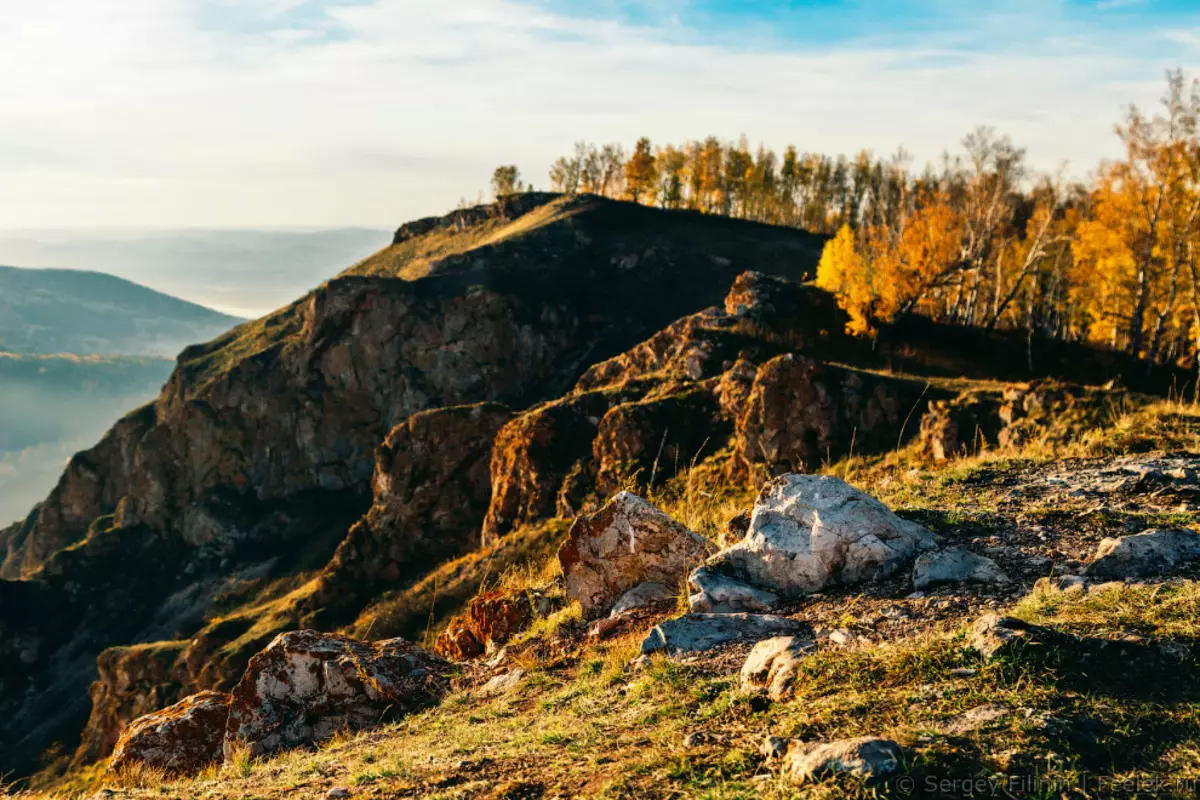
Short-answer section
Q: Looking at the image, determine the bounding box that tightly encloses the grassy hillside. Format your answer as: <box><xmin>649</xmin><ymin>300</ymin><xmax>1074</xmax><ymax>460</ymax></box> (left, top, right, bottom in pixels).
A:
<box><xmin>38</xmin><ymin>400</ymin><xmax>1200</xmax><ymax>800</ymax></box>
<box><xmin>0</xmin><ymin>266</ymin><xmax>242</xmax><ymax>357</ymax></box>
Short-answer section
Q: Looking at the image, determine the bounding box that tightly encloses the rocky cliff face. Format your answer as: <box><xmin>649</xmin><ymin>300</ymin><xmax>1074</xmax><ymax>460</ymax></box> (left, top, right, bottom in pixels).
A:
<box><xmin>0</xmin><ymin>194</ymin><xmax>826</xmax><ymax>778</ymax></box>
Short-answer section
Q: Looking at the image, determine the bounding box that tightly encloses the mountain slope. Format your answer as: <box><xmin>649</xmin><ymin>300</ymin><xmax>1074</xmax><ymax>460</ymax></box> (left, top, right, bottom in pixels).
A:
<box><xmin>0</xmin><ymin>265</ymin><xmax>243</xmax><ymax>357</ymax></box>
<box><xmin>0</xmin><ymin>194</ymin><xmax>827</xmax><ymax>778</ymax></box>
<box><xmin>9</xmin><ymin>192</ymin><xmax>1190</xmax><ymax>791</ymax></box>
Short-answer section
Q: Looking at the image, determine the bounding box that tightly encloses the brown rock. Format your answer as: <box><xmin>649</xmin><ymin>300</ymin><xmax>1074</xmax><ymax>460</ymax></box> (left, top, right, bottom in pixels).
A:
<box><xmin>434</xmin><ymin>589</ymin><xmax>555</xmax><ymax>661</ymax></box>
<box><xmin>482</xmin><ymin>394</ymin><xmax>612</xmax><ymax>544</ymax></box>
<box><xmin>109</xmin><ymin>690</ymin><xmax>230</xmax><ymax>776</ymax></box>
<box><xmin>224</xmin><ymin>630</ymin><xmax>451</xmax><ymax>758</ymax></box>
<box><xmin>559</xmin><ymin>493</ymin><xmax>711</xmax><ymax>619</ymax></box>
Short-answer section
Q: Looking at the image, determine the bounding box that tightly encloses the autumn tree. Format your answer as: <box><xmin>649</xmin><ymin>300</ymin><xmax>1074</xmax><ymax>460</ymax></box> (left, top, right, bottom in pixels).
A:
<box><xmin>549</xmin><ymin>153</ymin><xmax>582</xmax><ymax>194</ymax></box>
<box><xmin>1074</xmin><ymin>70</ymin><xmax>1200</xmax><ymax>359</ymax></box>
<box><xmin>529</xmin><ymin>72</ymin><xmax>1200</xmax><ymax>367</ymax></box>
<box><xmin>491</xmin><ymin>165</ymin><xmax>523</xmax><ymax>198</ymax></box>
<box><xmin>624</xmin><ymin>137</ymin><xmax>658</xmax><ymax>204</ymax></box>
<box><xmin>656</xmin><ymin>144</ymin><xmax>687</xmax><ymax>209</ymax></box>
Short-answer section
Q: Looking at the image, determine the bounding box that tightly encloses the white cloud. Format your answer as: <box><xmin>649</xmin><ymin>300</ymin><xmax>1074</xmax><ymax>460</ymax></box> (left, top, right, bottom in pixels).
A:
<box><xmin>1</xmin><ymin>0</ymin><xmax>1199</xmax><ymax>228</ymax></box>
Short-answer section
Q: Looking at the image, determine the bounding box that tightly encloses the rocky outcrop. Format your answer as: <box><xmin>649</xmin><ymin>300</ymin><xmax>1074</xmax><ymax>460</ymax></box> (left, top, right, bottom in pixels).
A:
<box><xmin>224</xmin><ymin>630</ymin><xmax>450</xmax><ymax>758</ymax></box>
<box><xmin>691</xmin><ymin>475</ymin><xmax>937</xmax><ymax>602</ymax></box>
<box><xmin>1084</xmin><ymin>528</ymin><xmax>1200</xmax><ymax>580</ymax></box>
<box><xmin>917</xmin><ymin>392</ymin><xmax>1000</xmax><ymax>462</ymax></box>
<box><xmin>733</xmin><ymin>355</ymin><xmax>918</xmax><ymax>476</ymax></box>
<box><xmin>1</xmin><ymin>403</ymin><xmax>157</xmax><ymax>580</ymax></box>
<box><xmin>574</xmin><ymin>271</ymin><xmax>851</xmax><ymax>392</ymax></box>
<box><xmin>592</xmin><ymin>388</ymin><xmax>726</xmax><ymax>495</ymax></box>
<box><xmin>482</xmin><ymin>390</ymin><xmax>633</xmax><ymax>543</ymax></box>
<box><xmin>392</xmin><ymin>193</ymin><xmax>560</xmax><ymax>245</ymax></box>
<box><xmin>309</xmin><ymin>403</ymin><xmax>513</xmax><ymax>622</ymax></box>
<box><xmin>73</xmin><ymin>641</ymin><xmax>190</xmax><ymax>766</ymax></box>
<box><xmin>917</xmin><ymin>380</ymin><xmax>1126</xmax><ymax>461</ymax></box>
<box><xmin>559</xmin><ymin>493</ymin><xmax>711</xmax><ymax>620</ymax></box>
<box><xmin>109</xmin><ymin>691</ymin><xmax>230</xmax><ymax>776</ymax></box>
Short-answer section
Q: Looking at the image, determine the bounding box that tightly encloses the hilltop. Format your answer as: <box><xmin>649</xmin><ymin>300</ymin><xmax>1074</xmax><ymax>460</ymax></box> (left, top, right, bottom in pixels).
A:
<box><xmin>3</xmin><ymin>194</ymin><xmax>1198</xmax><ymax>799</ymax></box>
<box><xmin>0</xmin><ymin>265</ymin><xmax>242</xmax><ymax>357</ymax></box>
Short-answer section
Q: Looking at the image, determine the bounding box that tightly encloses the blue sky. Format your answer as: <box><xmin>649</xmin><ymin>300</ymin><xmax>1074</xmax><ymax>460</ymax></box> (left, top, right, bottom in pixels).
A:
<box><xmin>1</xmin><ymin>0</ymin><xmax>1199</xmax><ymax>229</ymax></box>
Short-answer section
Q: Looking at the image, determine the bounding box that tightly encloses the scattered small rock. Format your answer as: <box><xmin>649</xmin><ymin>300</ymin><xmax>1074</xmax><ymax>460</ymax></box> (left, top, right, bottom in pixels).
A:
<box><xmin>640</xmin><ymin>613</ymin><xmax>806</xmax><ymax>655</ymax></box>
<box><xmin>783</xmin><ymin>736</ymin><xmax>904</xmax><ymax>784</ymax></box>
<box><xmin>938</xmin><ymin>705</ymin><xmax>1010</xmax><ymax>735</ymax></box>
<box><xmin>760</xmin><ymin>735</ymin><xmax>789</xmax><ymax>762</ymax></box>
<box><xmin>682</xmin><ymin>730</ymin><xmax>721</xmax><ymax>748</ymax></box>
<box><xmin>967</xmin><ymin>614</ymin><xmax>1062</xmax><ymax>661</ymax></box>
<box><xmin>687</xmin><ymin>566</ymin><xmax>779</xmax><ymax>613</ymax></box>
<box><xmin>1085</xmin><ymin>528</ymin><xmax>1200</xmax><ymax>580</ymax></box>
<box><xmin>912</xmin><ymin>548</ymin><xmax>1008</xmax><ymax>590</ymax></box>
<box><xmin>627</xmin><ymin>654</ymin><xmax>652</xmax><ymax>671</ymax></box>
<box><xmin>828</xmin><ymin>628</ymin><xmax>853</xmax><ymax>646</ymax></box>
<box><xmin>739</xmin><ymin>636</ymin><xmax>817</xmax><ymax>700</ymax></box>
<box><xmin>480</xmin><ymin>668</ymin><xmax>526</xmax><ymax>696</ymax></box>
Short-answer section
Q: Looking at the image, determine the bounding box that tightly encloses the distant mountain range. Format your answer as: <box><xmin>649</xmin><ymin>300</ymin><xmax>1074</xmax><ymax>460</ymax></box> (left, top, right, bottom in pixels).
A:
<box><xmin>0</xmin><ymin>228</ymin><xmax>390</xmax><ymax>318</ymax></box>
<box><xmin>0</xmin><ymin>265</ymin><xmax>244</xmax><ymax>357</ymax></box>
<box><xmin>0</xmin><ymin>264</ymin><xmax>250</xmax><ymax>527</ymax></box>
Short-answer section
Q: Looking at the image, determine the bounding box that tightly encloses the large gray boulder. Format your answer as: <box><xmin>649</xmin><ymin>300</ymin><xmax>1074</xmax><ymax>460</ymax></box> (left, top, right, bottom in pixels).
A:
<box><xmin>640</xmin><ymin>613</ymin><xmax>805</xmax><ymax>655</ymax></box>
<box><xmin>691</xmin><ymin>474</ymin><xmax>936</xmax><ymax>603</ymax></box>
<box><xmin>1085</xmin><ymin>528</ymin><xmax>1200</xmax><ymax>580</ymax></box>
<box><xmin>559</xmin><ymin>492</ymin><xmax>711</xmax><ymax>619</ymax></box>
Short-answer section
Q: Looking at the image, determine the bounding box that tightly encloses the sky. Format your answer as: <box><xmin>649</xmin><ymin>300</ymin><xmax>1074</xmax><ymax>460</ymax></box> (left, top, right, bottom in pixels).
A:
<box><xmin>3</xmin><ymin>0</ymin><xmax>1200</xmax><ymax>230</ymax></box>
